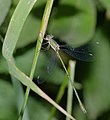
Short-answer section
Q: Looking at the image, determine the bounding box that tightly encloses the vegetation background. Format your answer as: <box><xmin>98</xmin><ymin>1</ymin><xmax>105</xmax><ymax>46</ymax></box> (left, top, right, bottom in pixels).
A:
<box><xmin>0</xmin><ymin>0</ymin><xmax>110</xmax><ymax>120</ymax></box>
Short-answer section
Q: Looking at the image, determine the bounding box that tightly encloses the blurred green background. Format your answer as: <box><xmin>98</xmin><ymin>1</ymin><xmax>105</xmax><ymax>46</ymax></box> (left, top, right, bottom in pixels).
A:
<box><xmin>0</xmin><ymin>0</ymin><xmax>110</xmax><ymax>120</ymax></box>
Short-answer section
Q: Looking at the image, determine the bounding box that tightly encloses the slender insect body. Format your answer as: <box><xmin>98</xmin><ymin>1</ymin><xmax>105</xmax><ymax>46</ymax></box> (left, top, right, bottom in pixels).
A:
<box><xmin>44</xmin><ymin>35</ymin><xmax>87</xmax><ymax>113</ymax></box>
<box><xmin>44</xmin><ymin>35</ymin><xmax>95</xmax><ymax>63</ymax></box>
<box><xmin>50</xmin><ymin>39</ymin><xmax>60</xmax><ymax>51</ymax></box>
<box><xmin>45</xmin><ymin>34</ymin><xmax>60</xmax><ymax>51</ymax></box>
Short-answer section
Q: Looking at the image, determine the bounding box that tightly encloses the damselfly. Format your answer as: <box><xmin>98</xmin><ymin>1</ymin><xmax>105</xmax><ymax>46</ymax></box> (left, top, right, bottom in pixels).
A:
<box><xmin>42</xmin><ymin>34</ymin><xmax>94</xmax><ymax>113</ymax></box>
<box><xmin>44</xmin><ymin>35</ymin><xmax>95</xmax><ymax>62</ymax></box>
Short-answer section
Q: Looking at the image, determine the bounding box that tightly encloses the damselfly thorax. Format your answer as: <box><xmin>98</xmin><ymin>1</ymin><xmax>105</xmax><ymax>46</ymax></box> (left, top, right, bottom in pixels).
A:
<box><xmin>44</xmin><ymin>35</ymin><xmax>60</xmax><ymax>52</ymax></box>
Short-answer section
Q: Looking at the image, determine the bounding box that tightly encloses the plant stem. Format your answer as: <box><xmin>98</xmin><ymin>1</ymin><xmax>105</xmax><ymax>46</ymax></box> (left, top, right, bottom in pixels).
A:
<box><xmin>66</xmin><ymin>60</ymin><xmax>76</xmax><ymax>120</ymax></box>
<box><xmin>56</xmin><ymin>51</ymin><xmax>87</xmax><ymax>114</ymax></box>
<box><xmin>19</xmin><ymin>0</ymin><xmax>54</xmax><ymax>119</ymax></box>
<box><xmin>48</xmin><ymin>67</ymin><xmax>69</xmax><ymax>120</ymax></box>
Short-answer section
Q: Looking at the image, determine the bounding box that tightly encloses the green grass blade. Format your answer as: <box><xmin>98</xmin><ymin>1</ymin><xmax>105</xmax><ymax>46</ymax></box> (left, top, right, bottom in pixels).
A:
<box><xmin>2</xmin><ymin>0</ymin><xmax>37</xmax><ymax>60</ymax></box>
<box><xmin>7</xmin><ymin>58</ymin><xmax>76</xmax><ymax>120</ymax></box>
<box><xmin>19</xmin><ymin>0</ymin><xmax>55</xmax><ymax>119</ymax></box>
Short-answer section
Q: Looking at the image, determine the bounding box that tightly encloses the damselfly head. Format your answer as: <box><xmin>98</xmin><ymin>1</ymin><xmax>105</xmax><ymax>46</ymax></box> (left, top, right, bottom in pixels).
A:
<box><xmin>45</xmin><ymin>34</ymin><xmax>54</xmax><ymax>41</ymax></box>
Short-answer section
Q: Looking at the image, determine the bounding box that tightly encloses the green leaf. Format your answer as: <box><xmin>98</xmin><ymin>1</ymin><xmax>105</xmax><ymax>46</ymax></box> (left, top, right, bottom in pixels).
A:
<box><xmin>13</xmin><ymin>0</ymin><xmax>46</xmax><ymax>8</ymax></box>
<box><xmin>83</xmin><ymin>28</ymin><xmax>110</xmax><ymax>119</ymax></box>
<box><xmin>33</xmin><ymin>0</ymin><xmax>46</xmax><ymax>8</ymax></box>
<box><xmin>99</xmin><ymin>0</ymin><xmax>110</xmax><ymax>10</ymax></box>
<box><xmin>0</xmin><ymin>80</ymin><xmax>17</xmax><ymax>120</ymax></box>
<box><xmin>15</xmin><ymin>48</ymin><xmax>35</xmax><ymax>75</ymax></box>
<box><xmin>11</xmin><ymin>77</ymin><xmax>30</xmax><ymax>120</ymax></box>
<box><xmin>0</xmin><ymin>0</ymin><xmax>11</xmax><ymax>26</ymax></box>
<box><xmin>28</xmin><ymin>97</ymin><xmax>56</xmax><ymax>120</ymax></box>
<box><xmin>17</xmin><ymin>14</ymin><xmax>41</xmax><ymax>48</ymax></box>
<box><xmin>99</xmin><ymin>0</ymin><xmax>110</xmax><ymax>19</ymax></box>
<box><xmin>73</xmin><ymin>105</ymin><xmax>87</xmax><ymax>120</ymax></box>
<box><xmin>0</xmin><ymin>79</ymin><xmax>56</xmax><ymax>120</ymax></box>
<box><xmin>13</xmin><ymin>0</ymin><xmax>46</xmax><ymax>48</ymax></box>
<box><xmin>0</xmin><ymin>53</ymin><xmax>8</xmax><ymax>73</ymax></box>
<box><xmin>13</xmin><ymin>0</ymin><xmax>19</xmax><ymax>6</ymax></box>
<box><xmin>48</xmin><ymin>0</ymin><xmax>96</xmax><ymax>47</ymax></box>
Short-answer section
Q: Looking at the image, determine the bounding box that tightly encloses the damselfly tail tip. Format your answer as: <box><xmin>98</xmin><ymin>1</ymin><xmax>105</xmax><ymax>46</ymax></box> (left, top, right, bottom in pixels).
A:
<box><xmin>80</xmin><ymin>102</ymin><xmax>87</xmax><ymax>114</ymax></box>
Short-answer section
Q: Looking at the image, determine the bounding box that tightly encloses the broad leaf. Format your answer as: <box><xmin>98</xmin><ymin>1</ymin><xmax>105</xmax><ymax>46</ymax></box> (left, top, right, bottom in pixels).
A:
<box><xmin>84</xmin><ymin>29</ymin><xmax>110</xmax><ymax>119</ymax></box>
<box><xmin>0</xmin><ymin>0</ymin><xmax>11</xmax><ymax>26</ymax></box>
<box><xmin>48</xmin><ymin>0</ymin><xmax>96</xmax><ymax>47</ymax></box>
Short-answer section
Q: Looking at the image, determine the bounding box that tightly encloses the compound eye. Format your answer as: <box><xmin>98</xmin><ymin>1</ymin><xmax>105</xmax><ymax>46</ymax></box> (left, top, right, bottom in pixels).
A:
<box><xmin>50</xmin><ymin>34</ymin><xmax>54</xmax><ymax>39</ymax></box>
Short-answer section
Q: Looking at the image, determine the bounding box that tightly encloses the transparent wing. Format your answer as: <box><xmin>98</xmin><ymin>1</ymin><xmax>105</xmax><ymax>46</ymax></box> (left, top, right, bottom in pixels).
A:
<box><xmin>37</xmin><ymin>52</ymin><xmax>57</xmax><ymax>84</ymax></box>
<box><xmin>47</xmin><ymin>53</ymin><xmax>57</xmax><ymax>74</ymax></box>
